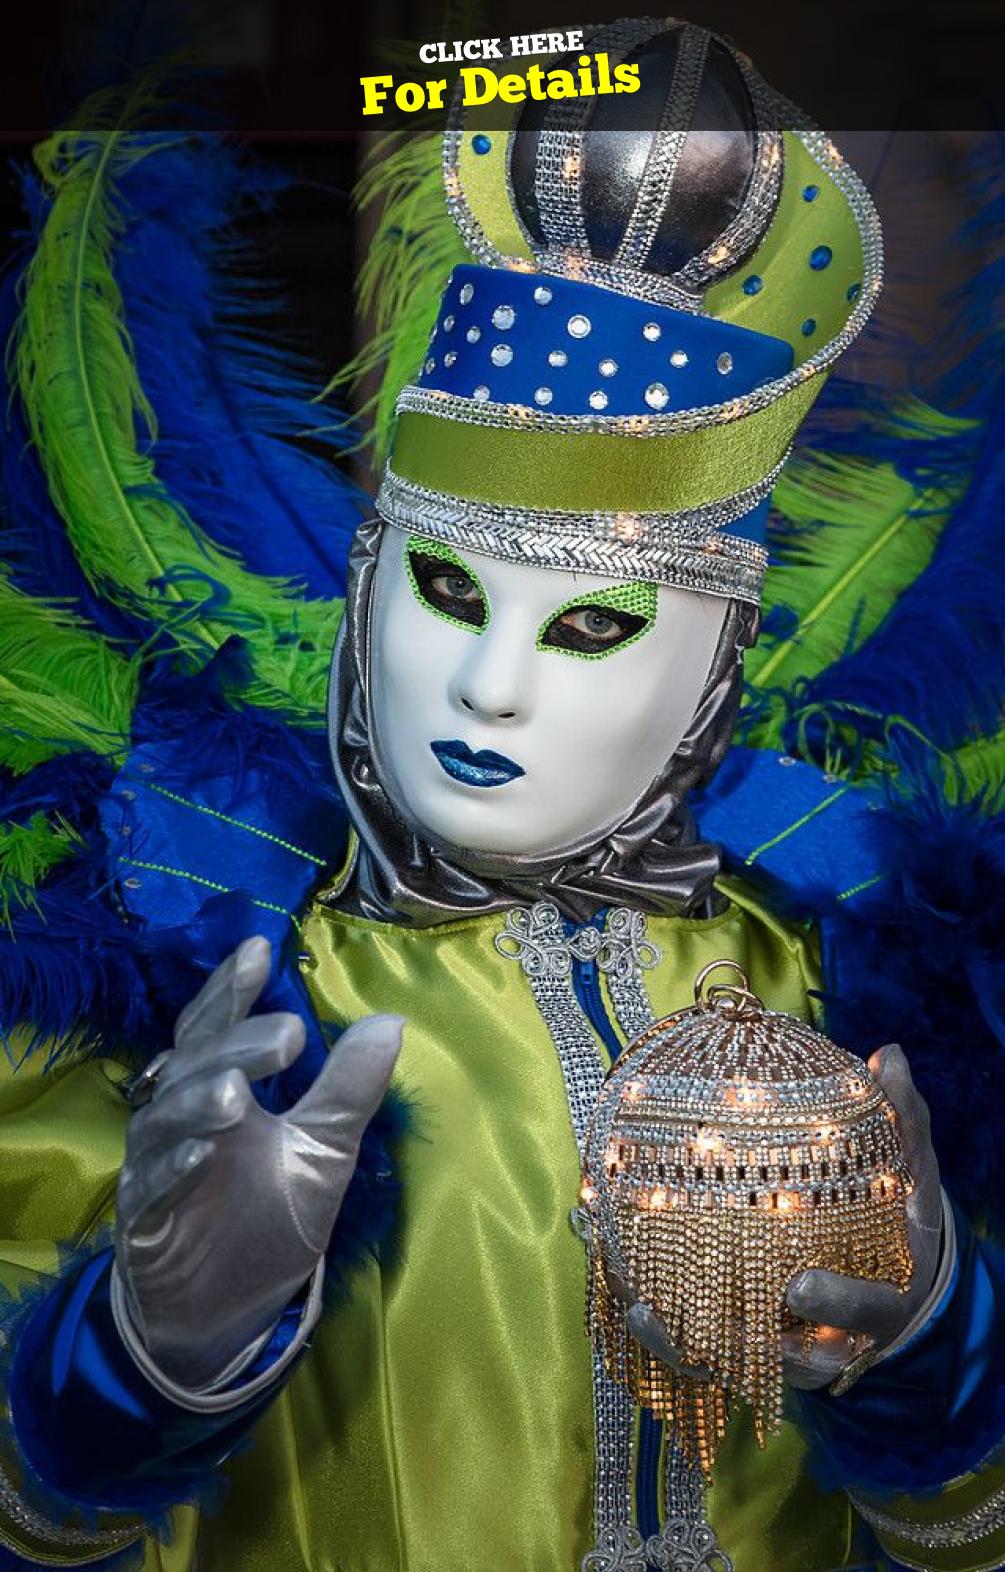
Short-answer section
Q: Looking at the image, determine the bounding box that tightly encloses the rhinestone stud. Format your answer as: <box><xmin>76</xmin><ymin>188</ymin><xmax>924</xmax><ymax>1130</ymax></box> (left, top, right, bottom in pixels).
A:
<box><xmin>567</xmin><ymin>314</ymin><xmax>591</xmax><ymax>338</ymax></box>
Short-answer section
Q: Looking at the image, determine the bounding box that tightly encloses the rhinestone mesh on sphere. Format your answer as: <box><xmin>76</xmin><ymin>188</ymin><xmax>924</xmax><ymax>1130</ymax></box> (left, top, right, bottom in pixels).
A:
<box><xmin>580</xmin><ymin>970</ymin><xmax>913</xmax><ymax>1476</ymax></box>
<box><xmin>568</xmin><ymin>314</ymin><xmax>592</xmax><ymax>338</ymax></box>
<box><xmin>645</xmin><ymin>383</ymin><xmax>670</xmax><ymax>410</ymax></box>
<box><xmin>493</xmin><ymin>304</ymin><xmax>516</xmax><ymax>330</ymax></box>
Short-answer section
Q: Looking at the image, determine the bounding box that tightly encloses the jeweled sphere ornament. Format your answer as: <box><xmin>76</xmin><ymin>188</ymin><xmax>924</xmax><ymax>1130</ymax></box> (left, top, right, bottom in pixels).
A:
<box><xmin>581</xmin><ymin>962</ymin><xmax>913</xmax><ymax>1474</ymax></box>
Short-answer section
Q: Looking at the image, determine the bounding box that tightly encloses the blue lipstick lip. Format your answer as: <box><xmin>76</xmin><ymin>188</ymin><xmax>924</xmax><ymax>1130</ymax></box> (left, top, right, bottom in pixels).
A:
<box><xmin>430</xmin><ymin>739</ymin><xmax>525</xmax><ymax>789</ymax></box>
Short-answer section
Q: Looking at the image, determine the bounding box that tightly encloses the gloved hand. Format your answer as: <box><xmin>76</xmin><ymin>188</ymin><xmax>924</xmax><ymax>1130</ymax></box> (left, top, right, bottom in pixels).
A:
<box><xmin>113</xmin><ymin>936</ymin><xmax>403</xmax><ymax>1391</ymax></box>
<box><xmin>625</xmin><ymin>1044</ymin><xmax>946</xmax><ymax>1393</ymax></box>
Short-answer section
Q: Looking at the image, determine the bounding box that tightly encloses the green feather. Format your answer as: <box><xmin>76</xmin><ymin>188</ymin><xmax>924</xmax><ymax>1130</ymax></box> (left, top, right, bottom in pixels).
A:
<box><xmin>14</xmin><ymin>84</ymin><xmax>341</xmax><ymax>725</ymax></box>
<box><xmin>334</xmin><ymin>129</ymin><xmax>467</xmax><ymax>463</ymax></box>
<box><xmin>0</xmin><ymin>813</ymin><xmax>82</xmax><ymax>924</ymax></box>
<box><xmin>746</xmin><ymin>398</ymin><xmax>977</xmax><ymax>752</ymax></box>
<box><xmin>0</xmin><ymin>573</ymin><xmax>138</xmax><ymax>774</ymax></box>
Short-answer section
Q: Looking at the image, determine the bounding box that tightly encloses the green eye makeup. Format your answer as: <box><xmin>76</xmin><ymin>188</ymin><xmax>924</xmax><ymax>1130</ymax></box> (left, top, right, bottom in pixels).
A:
<box><xmin>406</xmin><ymin>535</ymin><xmax>488</xmax><ymax>632</ymax></box>
<box><xmin>537</xmin><ymin>582</ymin><xmax>658</xmax><ymax>659</ymax></box>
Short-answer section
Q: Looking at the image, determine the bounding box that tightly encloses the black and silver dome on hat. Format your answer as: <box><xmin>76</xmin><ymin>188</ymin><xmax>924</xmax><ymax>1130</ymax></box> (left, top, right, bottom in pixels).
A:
<box><xmin>449</xmin><ymin>18</ymin><xmax>784</xmax><ymax>309</ymax></box>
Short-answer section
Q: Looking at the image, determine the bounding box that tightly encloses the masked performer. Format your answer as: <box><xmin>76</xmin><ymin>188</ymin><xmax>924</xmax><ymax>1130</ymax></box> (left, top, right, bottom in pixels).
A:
<box><xmin>1</xmin><ymin>20</ymin><xmax>1005</xmax><ymax>1572</ymax></box>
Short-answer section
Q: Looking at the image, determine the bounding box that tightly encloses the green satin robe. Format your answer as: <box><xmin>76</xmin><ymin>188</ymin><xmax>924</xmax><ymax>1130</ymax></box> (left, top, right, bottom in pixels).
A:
<box><xmin>0</xmin><ymin>879</ymin><xmax>885</xmax><ymax>1571</ymax></box>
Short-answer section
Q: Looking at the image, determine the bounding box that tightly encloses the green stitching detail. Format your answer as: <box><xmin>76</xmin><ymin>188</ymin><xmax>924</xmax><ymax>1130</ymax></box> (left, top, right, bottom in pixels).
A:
<box><xmin>120</xmin><ymin>859</ymin><xmax>301</xmax><ymax>932</ymax></box>
<box><xmin>837</xmin><ymin>873</ymin><xmax>885</xmax><ymax>902</ymax></box>
<box><xmin>146</xmin><ymin>783</ymin><xmax>325</xmax><ymax>865</ymax></box>
<box><xmin>743</xmin><ymin>785</ymin><xmax>849</xmax><ymax>866</ymax></box>
<box><xmin>536</xmin><ymin>580</ymin><xmax>658</xmax><ymax>660</ymax></box>
<box><xmin>405</xmin><ymin>533</ymin><xmax>488</xmax><ymax>634</ymax></box>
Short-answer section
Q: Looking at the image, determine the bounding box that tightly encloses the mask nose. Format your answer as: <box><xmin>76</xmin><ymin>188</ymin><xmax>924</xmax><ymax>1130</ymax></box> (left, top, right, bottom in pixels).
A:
<box><xmin>448</xmin><ymin>619</ymin><xmax>533</xmax><ymax>725</ymax></box>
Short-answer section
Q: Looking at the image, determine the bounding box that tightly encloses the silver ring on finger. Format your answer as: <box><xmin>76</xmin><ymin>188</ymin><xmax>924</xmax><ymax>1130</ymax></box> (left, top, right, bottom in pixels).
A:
<box><xmin>126</xmin><ymin>1051</ymin><xmax>171</xmax><ymax>1109</ymax></box>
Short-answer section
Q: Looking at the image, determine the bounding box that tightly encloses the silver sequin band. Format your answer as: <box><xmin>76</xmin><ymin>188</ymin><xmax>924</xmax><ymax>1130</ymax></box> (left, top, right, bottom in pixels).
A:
<box><xmin>377</xmin><ymin>464</ymin><xmax>773</xmax><ymax>603</ymax></box>
<box><xmin>850</xmin><ymin>1478</ymin><xmax>1005</xmax><ymax>1558</ymax></box>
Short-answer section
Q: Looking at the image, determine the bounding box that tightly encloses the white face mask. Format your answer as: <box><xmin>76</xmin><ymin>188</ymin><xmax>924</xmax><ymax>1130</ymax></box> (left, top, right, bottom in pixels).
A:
<box><xmin>367</xmin><ymin>529</ymin><xmax>729</xmax><ymax>859</ymax></box>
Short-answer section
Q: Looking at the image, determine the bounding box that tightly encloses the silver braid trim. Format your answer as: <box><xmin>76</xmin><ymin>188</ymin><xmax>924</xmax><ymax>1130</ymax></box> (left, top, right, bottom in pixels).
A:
<box><xmin>377</xmin><ymin>465</ymin><xmax>772</xmax><ymax>603</ymax></box>
<box><xmin>596</xmin><ymin>908</ymin><xmax>661</xmax><ymax>1043</ymax></box>
<box><xmin>850</xmin><ymin>1479</ymin><xmax>1005</xmax><ymax>1553</ymax></box>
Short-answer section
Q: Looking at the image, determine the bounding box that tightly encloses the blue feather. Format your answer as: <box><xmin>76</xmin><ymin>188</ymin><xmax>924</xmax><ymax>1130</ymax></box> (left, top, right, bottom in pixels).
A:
<box><xmin>794</xmin><ymin>382</ymin><xmax>1005</xmax><ymax>750</ymax></box>
<box><xmin>112</xmin><ymin>134</ymin><xmax>367</xmax><ymax>600</ymax></box>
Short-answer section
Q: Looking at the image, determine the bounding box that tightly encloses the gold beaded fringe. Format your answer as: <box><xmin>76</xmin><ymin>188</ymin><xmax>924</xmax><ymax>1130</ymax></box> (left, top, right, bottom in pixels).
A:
<box><xmin>582</xmin><ymin>962</ymin><xmax>913</xmax><ymax>1474</ymax></box>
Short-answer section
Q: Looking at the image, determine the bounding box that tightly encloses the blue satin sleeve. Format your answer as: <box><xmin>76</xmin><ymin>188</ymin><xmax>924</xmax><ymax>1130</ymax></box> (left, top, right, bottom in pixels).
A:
<box><xmin>798</xmin><ymin>1205</ymin><xmax>1005</xmax><ymax>1495</ymax></box>
<box><xmin>8</xmin><ymin>1249</ymin><xmax>304</xmax><ymax>1519</ymax></box>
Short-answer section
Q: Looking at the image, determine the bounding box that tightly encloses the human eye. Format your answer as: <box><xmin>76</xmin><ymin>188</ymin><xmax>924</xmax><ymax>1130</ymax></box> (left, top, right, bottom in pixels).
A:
<box><xmin>406</xmin><ymin>541</ymin><xmax>487</xmax><ymax>631</ymax></box>
<box><xmin>539</xmin><ymin>585</ymin><xmax>656</xmax><ymax>658</ymax></box>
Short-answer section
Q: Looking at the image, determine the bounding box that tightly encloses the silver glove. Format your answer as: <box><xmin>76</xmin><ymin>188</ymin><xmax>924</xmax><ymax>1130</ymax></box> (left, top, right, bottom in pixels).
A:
<box><xmin>113</xmin><ymin>936</ymin><xmax>403</xmax><ymax>1391</ymax></box>
<box><xmin>625</xmin><ymin>1043</ymin><xmax>948</xmax><ymax>1393</ymax></box>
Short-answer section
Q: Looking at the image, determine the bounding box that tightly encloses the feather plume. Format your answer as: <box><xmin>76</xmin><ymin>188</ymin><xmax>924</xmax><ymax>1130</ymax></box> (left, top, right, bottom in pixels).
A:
<box><xmin>748</xmin><ymin>400</ymin><xmax>976</xmax><ymax>710</ymax></box>
<box><xmin>12</xmin><ymin>81</ymin><xmax>343</xmax><ymax>723</ymax></box>
<box><xmin>333</xmin><ymin>129</ymin><xmax>467</xmax><ymax>462</ymax></box>
<box><xmin>0</xmin><ymin>813</ymin><xmax>82</xmax><ymax>923</ymax></box>
<box><xmin>110</xmin><ymin>134</ymin><xmax>367</xmax><ymax>599</ymax></box>
<box><xmin>0</xmin><ymin>573</ymin><xmax>138</xmax><ymax>774</ymax></box>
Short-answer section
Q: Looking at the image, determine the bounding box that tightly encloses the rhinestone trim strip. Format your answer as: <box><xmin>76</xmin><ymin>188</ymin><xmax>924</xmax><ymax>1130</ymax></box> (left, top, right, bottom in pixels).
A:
<box><xmin>0</xmin><ymin>1461</ymin><xmax>141</xmax><ymax>1559</ymax></box>
<box><xmin>377</xmin><ymin>465</ymin><xmax>772</xmax><ymax>602</ymax></box>
<box><xmin>534</xmin><ymin>19</ymin><xmax>670</xmax><ymax>279</ymax></box>
<box><xmin>614</xmin><ymin>26</ymin><xmax>710</xmax><ymax>274</ymax></box>
<box><xmin>850</xmin><ymin>1481</ymin><xmax>1005</xmax><ymax>1552</ymax></box>
<box><xmin>495</xmin><ymin>902</ymin><xmax>638</xmax><ymax>1547</ymax></box>
<box><xmin>670</xmin><ymin>58</ymin><xmax>784</xmax><ymax>296</ymax></box>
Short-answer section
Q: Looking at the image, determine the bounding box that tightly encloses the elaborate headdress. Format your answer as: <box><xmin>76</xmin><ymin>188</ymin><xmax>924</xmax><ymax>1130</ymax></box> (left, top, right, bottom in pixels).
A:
<box><xmin>376</xmin><ymin>17</ymin><xmax>882</xmax><ymax>605</ymax></box>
